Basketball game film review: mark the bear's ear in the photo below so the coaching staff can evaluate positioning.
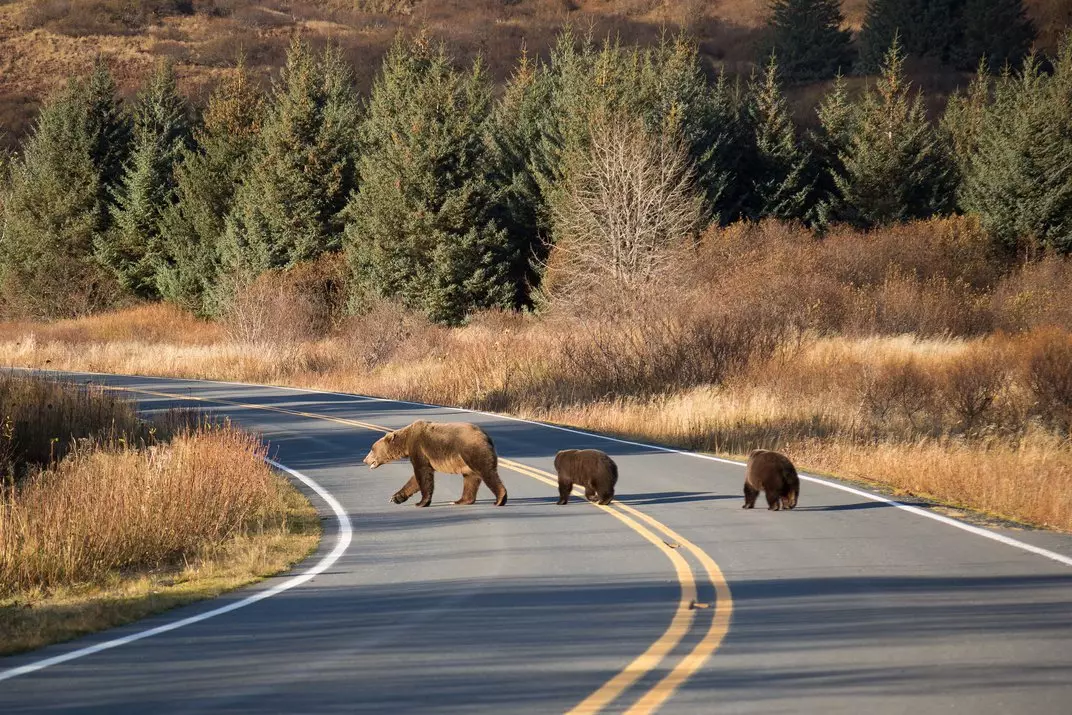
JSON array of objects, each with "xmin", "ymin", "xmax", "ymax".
[{"xmin": 383, "ymin": 432, "xmax": 394, "ymax": 443}]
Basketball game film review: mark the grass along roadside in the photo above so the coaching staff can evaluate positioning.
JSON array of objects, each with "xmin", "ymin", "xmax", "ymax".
[
  {"xmin": 0, "ymin": 376, "xmax": 320, "ymax": 656},
  {"xmin": 1, "ymin": 311, "xmax": 1070, "ymax": 533}
]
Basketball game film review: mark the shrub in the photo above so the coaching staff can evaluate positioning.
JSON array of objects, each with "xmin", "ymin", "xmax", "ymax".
[
  {"xmin": 221, "ymin": 255, "xmax": 347, "ymax": 345},
  {"xmin": 1020, "ymin": 328, "xmax": 1072, "ymax": 432}
]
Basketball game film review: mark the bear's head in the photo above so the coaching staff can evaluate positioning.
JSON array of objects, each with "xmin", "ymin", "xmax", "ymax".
[{"xmin": 363, "ymin": 430, "xmax": 407, "ymax": 469}]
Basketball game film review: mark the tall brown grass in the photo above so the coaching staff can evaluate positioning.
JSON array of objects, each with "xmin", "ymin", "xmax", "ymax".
[
  {"xmin": 1, "ymin": 219, "xmax": 1071, "ymax": 530},
  {"xmin": 0, "ymin": 374, "xmax": 319, "ymax": 653},
  {"xmin": 0, "ymin": 426, "xmax": 292, "ymax": 596}
]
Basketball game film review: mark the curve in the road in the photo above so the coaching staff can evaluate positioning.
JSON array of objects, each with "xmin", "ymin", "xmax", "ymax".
[
  {"xmin": 32, "ymin": 383, "xmax": 735, "ymax": 714},
  {"xmin": 0, "ymin": 459, "xmax": 353, "ymax": 685}
]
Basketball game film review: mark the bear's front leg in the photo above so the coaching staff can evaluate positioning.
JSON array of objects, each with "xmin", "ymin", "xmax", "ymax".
[
  {"xmin": 414, "ymin": 465, "xmax": 434, "ymax": 507},
  {"xmin": 390, "ymin": 476, "xmax": 419, "ymax": 504}
]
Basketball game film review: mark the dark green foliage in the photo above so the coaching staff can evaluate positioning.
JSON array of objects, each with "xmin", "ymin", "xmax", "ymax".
[
  {"xmin": 345, "ymin": 35, "xmax": 516, "ymax": 325},
  {"xmin": 764, "ymin": 0, "xmax": 853, "ymax": 83},
  {"xmin": 827, "ymin": 40, "xmax": 957, "ymax": 227},
  {"xmin": 99, "ymin": 60, "xmax": 190, "ymax": 298},
  {"xmin": 489, "ymin": 48, "xmax": 556, "ymax": 304},
  {"xmin": 859, "ymin": 0, "xmax": 962, "ymax": 72},
  {"xmin": 222, "ymin": 39, "xmax": 360, "ymax": 277},
  {"xmin": 955, "ymin": 0, "xmax": 1035, "ymax": 72},
  {"xmin": 156, "ymin": 61, "xmax": 264, "ymax": 315},
  {"xmin": 85, "ymin": 57, "xmax": 132, "ymax": 223},
  {"xmin": 958, "ymin": 42, "xmax": 1072, "ymax": 252},
  {"xmin": 747, "ymin": 55, "xmax": 815, "ymax": 221},
  {"xmin": 859, "ymin": 0, "xmax": 1035, "ymax": 73},
  {"xmin": 0, "ymin": 81, "xmax": 120, "ymax": 318},
  {"xmin": 812, "ymin": 73, "xmax": 855, "ymax": 227}
]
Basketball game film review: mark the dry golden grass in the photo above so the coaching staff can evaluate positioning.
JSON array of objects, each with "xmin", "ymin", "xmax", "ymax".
[
  {"xmin": 3, "ymin": 316, "xmax": 1070, "ymax": 531},
  {"xmin": 1, "ymin": 487, "xmax": 318, "ymax": 655},
  {"xmin": 0, "ymin": 375, "xmax": 320, "ymax": 655}
]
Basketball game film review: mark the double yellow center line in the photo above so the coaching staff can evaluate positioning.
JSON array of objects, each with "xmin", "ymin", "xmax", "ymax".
[{"xmin": 109, "ymin": 384, "xmax": 733, "ymax": 713}]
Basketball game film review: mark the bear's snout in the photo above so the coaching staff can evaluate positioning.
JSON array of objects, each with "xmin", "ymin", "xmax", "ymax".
[{"xmin": 363, "ymin": 452, "xmax": 381, "ymax": 469}]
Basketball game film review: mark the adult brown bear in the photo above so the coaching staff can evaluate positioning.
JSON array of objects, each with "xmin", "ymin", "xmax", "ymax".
[
  {"xmin": 743, "ymin": 449, "xmax": 799, "ymax": 511},
  {"xmin": 363, "ymin": 420, "xmax": 507, "ymax": 507},
  {"xmin": 553, "ymin": 449, "xmax": 618, "ymax": 505}
]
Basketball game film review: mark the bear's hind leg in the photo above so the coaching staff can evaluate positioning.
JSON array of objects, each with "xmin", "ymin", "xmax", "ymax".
[
  {"xmin": 766, "ymin": 491, "xmax": 782, "ymax": 511},
  {"xmin": 597, "ymin": 489, "xmax": 614, "ymax": 505},
  {"xmin": 455, "ymin": 472, "xmax": 480, "ymax": 505},
  {"xmin": 743, "ymin": 483, "xmax": 759, "ymax": 509},
  {"xmin": 557, "ymin": 479, "xmax": 572, "ymax": 505},
  {"xmin": 391, "ymin": 476, "xmax": 419, "ymax": 504},
  {"xmin": 480, "ymin": 469, "xmax": 508, "ymax": 506}
]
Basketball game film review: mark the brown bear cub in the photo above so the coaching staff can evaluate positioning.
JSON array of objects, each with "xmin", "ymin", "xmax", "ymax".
[
  {"xmin": 743, "ymin": 449, "xmax": 799, "ymax": 511},
  {"xmin": 553, "ymin": 449, "xmax": 618, "ymax": 505},
  {"xmin": 363, "ymin": 420, "xmax": 507, "ymax": 508}
]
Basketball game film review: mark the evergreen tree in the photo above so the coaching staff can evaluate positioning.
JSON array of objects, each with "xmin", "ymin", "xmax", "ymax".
[
  {"xmin": 764, "ymin": 0, "xmax": 853, "ymax": 84},
  {"xmin": 99, "ymin": 59, "xmax": 190, "ymax": 298},
  {"xmin": 747, "ymin": 55, "xmax": 815, "ymax": 221},
  {"xmin": 156, "ymin": 60, "xmax": 264, "ymax": 314},
  {"xmin": 345, "ymin": 35, "xmax": 516, "ymax": 324},
  {"xmin": 959, "ymin": 42, "xmax": 1072, "ymax": 252},
  {"xmin": 0, "ymin": 81, "xmax": 119, "ymax": 318},
  {"xmin": 222, "ymin": 39, "xmax": 359, "ymax": 276},
  {"xmin": 812, "ymin": 73, "xmax": 856, "ymax": 226},
  {"xmin": 858, "ymin": 0, "xmax": 962, "ymax": 72},
  {"xmin": 954, "ymin": 0, "xmax": 1035, "ymax": 72},
  {"xmin": 831, "ymin": 39, "xmax": 957, "ymax": 227},
  {"xmin": 489, "ymin": 46, "xmax": 556, "ymax": 304},
  {"xmin": 85, "ymin": 56, "xmax": 132, "ymax": 224}
]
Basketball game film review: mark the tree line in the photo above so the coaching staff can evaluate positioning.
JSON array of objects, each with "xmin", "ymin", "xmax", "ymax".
[
  {"xmin": 767, "ymin": 0, "xmax": 1036, "ymax": 83},
  {"xmin": 2, "ymin": 24, "xmax": 1071, "ymax": 324}
]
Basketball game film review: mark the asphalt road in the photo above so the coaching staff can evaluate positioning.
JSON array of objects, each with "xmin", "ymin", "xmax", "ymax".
[{"xmin": 2, "ymin": 372, "xmax": 1071, "ymax": 714}]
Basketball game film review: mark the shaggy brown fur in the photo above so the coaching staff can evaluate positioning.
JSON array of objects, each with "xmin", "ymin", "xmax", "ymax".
[
  {"xmin": 363, "ymin": 420, "xmax": 507, "ymax": 507},
  {"xmin": 743, "ymin": 449, "xmax": 800, "ymax": 511},
  {"xmin": 553, "ymin": 449, "xmax": 618, "ymax": 505}
]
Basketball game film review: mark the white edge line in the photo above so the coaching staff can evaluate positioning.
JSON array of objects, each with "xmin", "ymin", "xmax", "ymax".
[
  {"xmin": 0, "ymin": 458, "xmax": 353, "ymax": 683},
  {"xmin": 10, "ymin": 367, "xmax": 1072, "ymax": 569}
]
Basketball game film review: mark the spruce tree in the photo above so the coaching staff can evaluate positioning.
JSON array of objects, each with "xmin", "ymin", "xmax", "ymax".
[
  {"xmin": 832, "ymin": 39, "xmax": 957, "ymax": 227},
  {"xmin": 490, "ymin": 46, "xmax": 556, "ymax": 304},
  {"xmin": 345, "ymin": 36, "xmax": 516, "ymax": 324},
  {"xmin": 858, "ymin": 0, "xmax": 962, "ymax": 72},
  {"xmin": 99, "ymin": 59, "xmax": 190, "ymax": 298},
  {"xmin": 156, "ymin": 60, "xmax": 264, "ymax": 314},
  {"xmin": 812, "ymin": 73, "xmax": 857, "ymax": 226},
  {"xmin": 85, "ymin": 57, "xmax": 132, "ymax": 225},
  {"xmin": 222, "ymin": 39, "xmax": 359, "ymax": 276},
  {"xmin": 764, "ymin": 0, "xmax": 853, "ymax": 83},
  {"xmin": 954, "ymin": 0, "xmax": 1035, "ymax": 72},
  {"xmin": 747, "ymin": 55, "xmax": 815, "ymax": 221},
  {"xmin": 0, "ymin": 81, "xmax": 118, "ymax": 318},
  {"xmin": 959, "ymin": 42, "xmax": 1072, "ymax": 252}
]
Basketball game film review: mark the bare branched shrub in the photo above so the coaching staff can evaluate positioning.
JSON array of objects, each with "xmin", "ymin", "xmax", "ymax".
[
  {"xmin": 1020, "ymin": 328, "xmax": 1072, "ymax": 432},
  {"xmin": 544, "ymin": 116, "xmax": 705, "ymax": 305},
  {"xmin": 339, "ymin": 299, "xmax": 447, "ymax": 372},
  {"xmin": 937, "ymin": 342, "xmax": 1011, "ymax": 432},
  {"xmin": 551, "ymin": 284, "xmax": 782, "ymax": 401},
  {"xmin": 856, "ymin": 356, "xmax": 939, "ymax": 434},
  {"xmin": 991, "ymin": 254, "xmax": 1072, "ymax": 332},
  {"xmin": 221, "ymin": 255, "xmax": 346, "ymax": 346}
]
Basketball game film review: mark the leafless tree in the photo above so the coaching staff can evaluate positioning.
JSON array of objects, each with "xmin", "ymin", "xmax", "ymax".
[{"xmin": 544, "ymin": 115, "xmax": 706, "ymax": 307}]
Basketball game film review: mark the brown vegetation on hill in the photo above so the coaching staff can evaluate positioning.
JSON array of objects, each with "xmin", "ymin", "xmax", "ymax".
[{"xmin": 0, "ymin": 0, "xmax": 1062, "ymax": 144}]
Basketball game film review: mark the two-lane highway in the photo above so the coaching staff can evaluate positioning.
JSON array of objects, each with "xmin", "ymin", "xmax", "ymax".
[{"xmin": 1, "ymin": 372, "xmax": 1071, "ymax": 714}]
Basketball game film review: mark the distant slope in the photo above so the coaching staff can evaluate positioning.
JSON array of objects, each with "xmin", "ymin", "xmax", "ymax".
[{"xmin": 0, "ymin": 0, "xmax": 1063, "ymax": 144}]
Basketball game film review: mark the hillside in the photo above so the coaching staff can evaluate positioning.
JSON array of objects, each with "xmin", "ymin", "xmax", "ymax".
[{"xmin": 0, "ymin": 0, "xmax": 1065, "ymax": 145}]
